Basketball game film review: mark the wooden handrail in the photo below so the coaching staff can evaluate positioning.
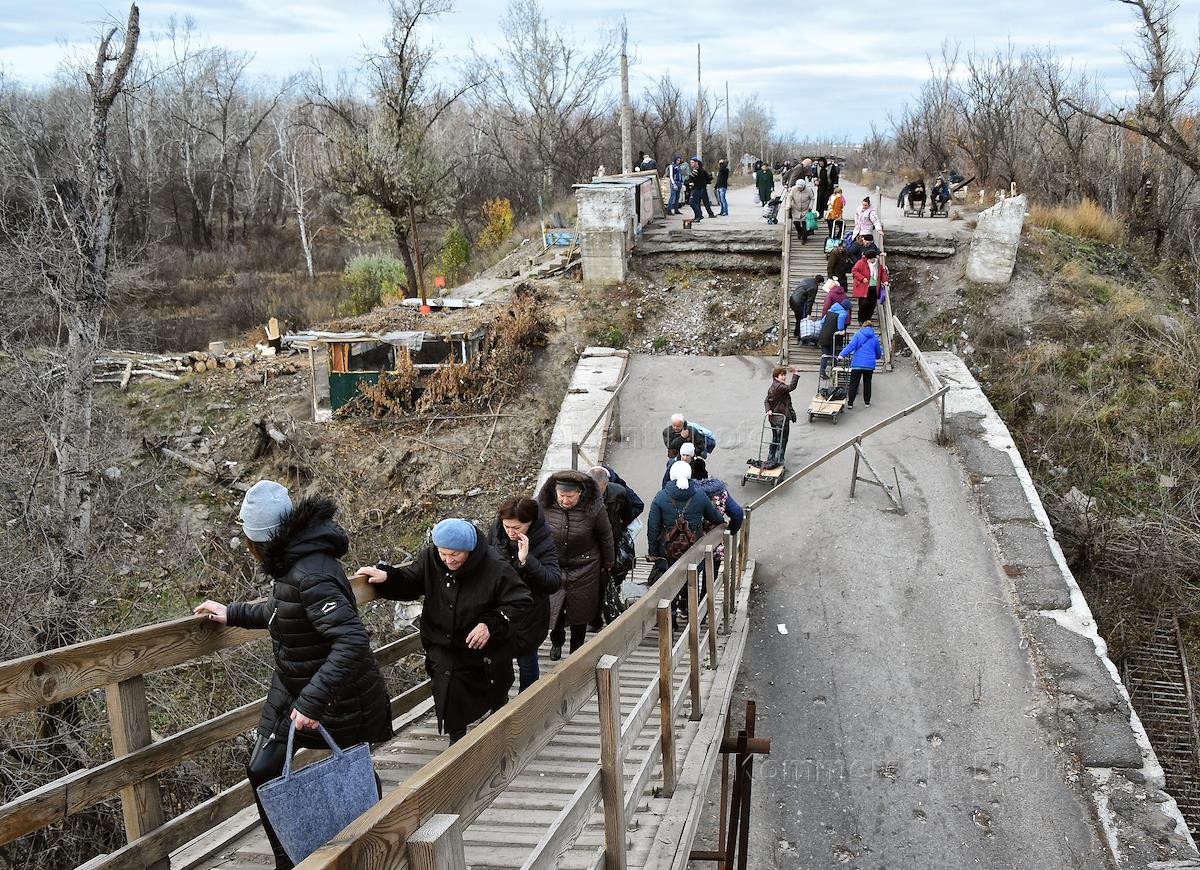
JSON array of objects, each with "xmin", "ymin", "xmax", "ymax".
[
  {"xmin": 0, "ymin": 576, "xmax": 384, "ymax": 720},
  {"xmin": 745, "ymin": 385, "xmax": 950, "ymax": 511},
  {"xmin": 299, "ymin": 526, "xmax": 728, "ymax": 870},
  {"xmin": 0, "ymin": 633, "xmax": 422, "ymax": 849}
]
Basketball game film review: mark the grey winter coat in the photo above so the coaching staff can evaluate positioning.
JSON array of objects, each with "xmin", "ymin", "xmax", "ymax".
[{"xmin": 537, "ymin": 470, "xmax": 615, "ymax": 627}]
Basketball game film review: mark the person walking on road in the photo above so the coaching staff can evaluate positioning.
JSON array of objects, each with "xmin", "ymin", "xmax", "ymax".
[
  {"xmin": 486, "ymin": 497, "xmax": 562, "ymax": 692},
  {"xmin": 662, "ymin": 441, "xmax": 696, "ymax": 489},
  {"xmin": 663, "ymin": 414, "xmax": 716, "ymax": 458},
  {"xmin": 755, "ymin": 163, "xmax": 775, "ymax": 206},
  {"xmin": 195, "ymin": 481, "xmax": 392, "ymax": 870},
  {"xmin": 537, "ymin": 470, "xmax": 614, "ymax": 659},
  {"xmin": 714, "ymin": 158, "xmax": 731, "ymax": 216},
  {"xmin": 838, "ymin": 323, "xmax": 884, "ymax": 409},
  {"xmin": 357, "ymin": 518, "xmax": 531, "ymax": 744},
  {"xmin": 763, "ymin": 365, "xmax": 801, "ymax": 469}
]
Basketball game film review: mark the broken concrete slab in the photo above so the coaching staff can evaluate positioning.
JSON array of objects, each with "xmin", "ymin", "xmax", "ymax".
[
  {"xmin": 966, "ymin": 195, "xmax": 1027, "ymax": 285},
  {"xmin": 1026, "ymin": 613, "xmax": 1126, "ymax": 711},
  {"xmin": 993, "ymin": 522, "xmax": 1059, "ymax": 569},
  {"xmin": 1074, "ymin": 709, "xmax": 1145, "ymax": 769},
  {"xmin": 979, "ymin": 475, "xmax": 1039, "ymax": 524},
  {"xmin": 1009, "ymin": 564, "xmax": 1073, "ymax": 611}
]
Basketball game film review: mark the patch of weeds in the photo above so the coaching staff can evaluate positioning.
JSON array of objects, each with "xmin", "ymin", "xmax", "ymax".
[{"xmin": 651, "ymin": 336, "xmax": 668, "ymax": 351}]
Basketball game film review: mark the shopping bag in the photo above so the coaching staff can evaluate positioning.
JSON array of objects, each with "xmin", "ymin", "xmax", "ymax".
[
  {"xmin": 804, "ymin": 211, "xmax": 819, "ymax": 231},
  {"xmin": 256, "ymin": 722, "xmax": 379, "ymax": 864}
]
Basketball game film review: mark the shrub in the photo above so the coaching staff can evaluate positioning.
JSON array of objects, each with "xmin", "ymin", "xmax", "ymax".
[
  {"xmin": 478, "ymin": 198, "xmax": 514, "ymax": 249},
  {"xmin": 438, "ymin": 225, "xmax": 471, "ymax": 285},
  {"xmin": 341, "ymin": 254, "xmax": 407, "ymax": 315},
  {"xmin": 1029, "ymin": 199, "xmax": 1124, "ymax": 244}
]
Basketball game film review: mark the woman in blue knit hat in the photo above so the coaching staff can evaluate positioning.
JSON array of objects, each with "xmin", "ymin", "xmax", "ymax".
[{"xmin": 355, "ymin": 517, "xmax": 531, "ymax": 743}]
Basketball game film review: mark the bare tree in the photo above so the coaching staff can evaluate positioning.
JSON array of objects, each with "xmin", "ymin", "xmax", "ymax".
[
  {"xmin": 1066, "ymin": 0, "xmax": 1200, "ymax": 174},
  {"xmin": 314, "ymin": 0, "xmax": 472, "ymax": 296},
  {"xmin": 470, "ymin": 0, "xmax": 618, "ymax": 209},
  {"xmin": 0, "ymin": 3, "xmax": 139, "ymax": 714},
  {"xmin": 267, "ymin": 109, "xmax": 321, "ymax": 279}
]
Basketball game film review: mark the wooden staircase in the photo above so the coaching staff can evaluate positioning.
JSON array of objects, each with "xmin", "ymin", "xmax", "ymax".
[
  {"xmin": 778, "ymin": 205, "xmax": 892, "ymax": 371},
  {"xmin": 1122, "ymin": 611, "xmax": 1200, "ymax": 830}
]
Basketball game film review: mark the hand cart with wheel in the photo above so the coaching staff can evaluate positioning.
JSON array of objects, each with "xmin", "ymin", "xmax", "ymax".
[
  {"xmin": 808, "ymin": 334, "xmax": 851, "ymax": 424},
  {"xmin": 742, "ymin": 413, "xmax": 786, "ymax": 488}
]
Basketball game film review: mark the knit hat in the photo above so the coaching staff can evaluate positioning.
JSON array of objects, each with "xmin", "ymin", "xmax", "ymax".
[
  {"xmin": 670, "ymin": 461, "xmax": 692, "ymax": 490},
  {"xmin": 431, "ymin": 518, "xmax": 477, "ymax": 551},
  {"xmin": 679, "ymin": 442, "xmax": 696, "ymax": 457},
  {"xmin": 238, "ymin": 480, "xmax": 291, "ymax": 542}
]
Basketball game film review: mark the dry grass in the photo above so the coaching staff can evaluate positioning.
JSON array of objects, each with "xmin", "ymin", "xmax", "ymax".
[{"xmin": 1029, "ymin": 198, "xmax": 1125, "ymax": 245}]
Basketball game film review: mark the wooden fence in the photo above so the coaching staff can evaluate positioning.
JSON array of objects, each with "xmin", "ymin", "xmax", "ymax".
[{"xmin": 0, "ymin": 522, "xmax": 751, "ymax": 870}]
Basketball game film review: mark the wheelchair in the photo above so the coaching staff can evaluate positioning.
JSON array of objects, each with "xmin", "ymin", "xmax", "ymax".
[{"xmin": 903, "ymin": 180, "xmax": 928, "ymax": 217}]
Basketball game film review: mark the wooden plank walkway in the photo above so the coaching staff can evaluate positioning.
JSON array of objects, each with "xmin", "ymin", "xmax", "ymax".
[{"xmin": 174, "ymin": 562, "xmax": 745, "ymax": 870}]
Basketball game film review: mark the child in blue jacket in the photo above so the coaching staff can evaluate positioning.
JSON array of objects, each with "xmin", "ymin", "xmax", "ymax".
[{"xmin": 838, "ymin": 325, "xmax": 883, "ymax": 408}]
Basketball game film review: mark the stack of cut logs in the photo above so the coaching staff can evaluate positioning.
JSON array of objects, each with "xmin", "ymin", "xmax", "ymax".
[
  {"xmin": 94, "ymin": 342, "xmax": 263, "ymax": 389},
  {"xmin": 181, "ymin": 349, "xmax": 257, "ymax": 373}
]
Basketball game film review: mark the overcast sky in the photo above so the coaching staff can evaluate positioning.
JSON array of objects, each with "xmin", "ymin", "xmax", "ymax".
[{"xmin": 2, "ymin": 0, "xmax": 1197, "ymax": 140}]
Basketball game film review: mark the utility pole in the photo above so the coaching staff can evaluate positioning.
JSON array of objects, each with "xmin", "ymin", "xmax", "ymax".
[
  {"xmin": 620, "ymin": 18, "xmax": 632, "ymax": 173},
  {"xmin": 695, "ymin": 43, "xmax": 703, "ymax": 160},
  {"xmin": 724, "ymin": 80, "xmax": 731, "ymax": 168}
]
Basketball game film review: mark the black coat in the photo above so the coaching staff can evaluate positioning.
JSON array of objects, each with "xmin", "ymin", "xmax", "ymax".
[
  {"xmin": 227, "ymin": 497, "xmax": 392, "ymax": 749},
  {"xmin": 375, "ymin": 531, "xmax": 531, "ymax": 733},
  {"xmin": 487, "ymin": 509, "xmax": 562, "ymax": 657}
]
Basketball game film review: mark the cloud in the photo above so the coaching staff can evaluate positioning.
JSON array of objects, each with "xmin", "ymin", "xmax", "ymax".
[{"xmin": 0, "ymin": 0, "xmax": 1169, "ymax": 138}]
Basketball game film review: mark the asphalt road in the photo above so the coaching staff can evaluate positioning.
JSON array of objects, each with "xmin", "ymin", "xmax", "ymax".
[{"xmin": 604, "ymin": 355, "xmax": 1107, "ymax": 870}]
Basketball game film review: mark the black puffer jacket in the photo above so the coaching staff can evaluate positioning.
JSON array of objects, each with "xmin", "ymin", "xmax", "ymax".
[
  {"xmin": 374, "ymin": 530, "xmax": 531, "ymax": 734},
  {"xmin": 487, "ymin": 507, "xmax": 562, "ymax": 657},
  {"xmin": 227, "ymin": 497, "xmax": 392, "ymax": 749}
]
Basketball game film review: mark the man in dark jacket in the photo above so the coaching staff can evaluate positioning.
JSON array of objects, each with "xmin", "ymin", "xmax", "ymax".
[
  {"xmin": 714, "ymin": 158, "xmax": 730, "ymax": 215},
  {"xmin": 789, "ymin": 275, "xmax": 822, "ymax": 333},
  {"xmin": 763, "ymin": 366, "xmax": 801, "ymax": 469},
  {"xmin": 358, "ymin": 518, "xmax": 531, "ymax": 742},
  {"xmin": 663, "ymin": 414, "xmax": 715, "ymax": 458},
  {"xmin": 818, "ymin": 302, "xmax": 850, "ymax": 383},
  {"xmin": 196, "ymin": 481, "xmax": 393, "ymax": 870}
]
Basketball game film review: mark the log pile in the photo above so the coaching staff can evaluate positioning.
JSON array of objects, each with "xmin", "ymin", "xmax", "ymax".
[{"xmin": 93, "ymin": 347, "xmax": 261, "ymax": 388}]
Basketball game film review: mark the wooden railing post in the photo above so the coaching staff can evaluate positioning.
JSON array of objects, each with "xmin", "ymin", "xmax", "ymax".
[
  {"xmin": 657, "ymin": 600, "xmax": 676, "ymax": 797},
  {"xmin": 596, "ymin": 655, "xmax": 627, "ymax": 870},
  {"xmin": 738, "ymin": 507, "xmax": 752, "ymax": 590},
  {"xmin": 407, "ymin": 813, "xmax": 467, "ymax": 870},
  {"xmin": 687, "ymin": 565, "xmax": 702, "ymax": 721},
  {"xmin": 703, "ymin": 546, "xmax": 718, "ymax": 668},
  {"xmin": 105, "ymin": 675, "xmax": 168, "ymax": 870},
  {"xmin": 722, "ymin": 530, "xmax": 734, "ymax": 634},
  {"xmin": 570, "ymin": 441, "xmax": 580, "ymax": 470}
]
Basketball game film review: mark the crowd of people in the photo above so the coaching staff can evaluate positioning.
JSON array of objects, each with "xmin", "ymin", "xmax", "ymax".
[{"xmin": 195, "ymin": 413, "xmax": 751, "ymax": 868}]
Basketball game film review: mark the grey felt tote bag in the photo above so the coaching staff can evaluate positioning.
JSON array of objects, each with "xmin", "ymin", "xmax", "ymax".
[{"xmin": 256, "ymin": 722, "xmax": 379, "ymax": 863}]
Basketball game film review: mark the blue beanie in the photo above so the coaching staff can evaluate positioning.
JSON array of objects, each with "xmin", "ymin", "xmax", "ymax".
[{"xmin": 431, "ymin": 518, "xmax": 477, "ymax": 551}]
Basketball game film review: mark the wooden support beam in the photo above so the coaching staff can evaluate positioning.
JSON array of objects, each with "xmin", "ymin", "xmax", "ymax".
[
  {"xmin": 657, "ymin": 600, "xmax": 676, "ymax": 798},
  {"xmin": 406, "ymin": 814, "xmax": 467, "ymax": 870},
  {"xmin": 687, "ymin": 565, "xmax": 701, "ymax": 722},
  {"xmin": 595, "ymin": 655, "xmax": 627, "ymax": 870},
  {"xmin": 851, "ymin": 443, "xmax": 904, "ymax": 513},
  {"xmin": 703, "ymin": 547, "xmax": 718, "ymax": 669},
  {"xmin": 105, "ymin": 676, "xmax": 168, "ymax": 870}
]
